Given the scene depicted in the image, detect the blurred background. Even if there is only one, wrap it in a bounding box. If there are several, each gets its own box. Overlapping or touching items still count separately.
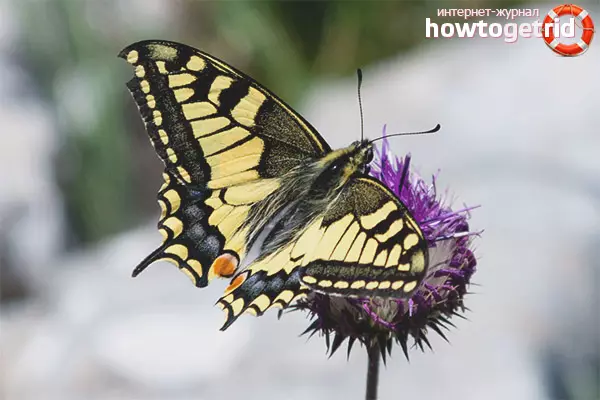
[1,1,599,399]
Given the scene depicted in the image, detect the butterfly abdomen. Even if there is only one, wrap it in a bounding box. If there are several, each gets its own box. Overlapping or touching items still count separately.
[242,159,343,259]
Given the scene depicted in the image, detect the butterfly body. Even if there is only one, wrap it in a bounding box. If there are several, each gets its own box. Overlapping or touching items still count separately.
[241,140,373,257]
[120,40,429,329]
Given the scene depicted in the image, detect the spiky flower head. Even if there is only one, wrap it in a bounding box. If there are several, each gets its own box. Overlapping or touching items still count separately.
[289,127,479,361]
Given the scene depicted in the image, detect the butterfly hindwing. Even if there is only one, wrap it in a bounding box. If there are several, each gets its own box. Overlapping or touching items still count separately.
[217,268,309,330]
[217,177,429,329]
[133,171,224,286]
[216,237,312,330]
[120,40,330,285]
[300,177,429,297]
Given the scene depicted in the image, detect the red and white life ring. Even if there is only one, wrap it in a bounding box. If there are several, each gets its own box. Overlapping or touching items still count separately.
[543,4,595,56]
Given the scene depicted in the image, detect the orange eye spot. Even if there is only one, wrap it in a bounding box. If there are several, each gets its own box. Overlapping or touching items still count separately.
[212,253,238,277]
[226,273,246,293]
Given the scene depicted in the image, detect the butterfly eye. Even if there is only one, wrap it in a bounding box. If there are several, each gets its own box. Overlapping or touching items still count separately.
[328,158,345,173]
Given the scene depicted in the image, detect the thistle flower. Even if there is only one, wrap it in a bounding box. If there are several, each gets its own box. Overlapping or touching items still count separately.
[289,127,479,362]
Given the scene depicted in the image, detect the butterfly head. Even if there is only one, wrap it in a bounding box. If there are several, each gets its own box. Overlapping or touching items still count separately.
[312,140,374,192]
[351,139,374,174]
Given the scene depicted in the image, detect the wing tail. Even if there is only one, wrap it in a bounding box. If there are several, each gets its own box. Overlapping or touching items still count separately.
[132,171,224,287]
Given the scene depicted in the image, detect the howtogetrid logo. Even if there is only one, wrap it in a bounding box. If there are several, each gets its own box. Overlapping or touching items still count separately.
[426,3,595,57]
[543,4,594,56]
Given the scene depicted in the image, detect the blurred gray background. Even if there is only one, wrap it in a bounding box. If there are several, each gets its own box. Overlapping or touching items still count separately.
[0,1,599,399]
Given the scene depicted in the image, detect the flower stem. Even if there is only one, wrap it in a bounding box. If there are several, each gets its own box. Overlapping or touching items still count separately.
[365,343,380,400]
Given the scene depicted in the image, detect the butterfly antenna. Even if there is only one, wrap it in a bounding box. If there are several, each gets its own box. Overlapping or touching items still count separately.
[369,123,441,144]
[357,69,364,141]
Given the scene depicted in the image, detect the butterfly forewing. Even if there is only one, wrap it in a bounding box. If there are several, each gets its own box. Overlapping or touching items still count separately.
[120,40,330,285]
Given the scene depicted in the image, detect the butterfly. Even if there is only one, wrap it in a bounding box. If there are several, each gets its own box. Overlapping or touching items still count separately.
[120,40,430,330]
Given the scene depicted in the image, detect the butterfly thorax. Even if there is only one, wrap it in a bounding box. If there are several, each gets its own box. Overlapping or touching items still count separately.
[243,141,374,259]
